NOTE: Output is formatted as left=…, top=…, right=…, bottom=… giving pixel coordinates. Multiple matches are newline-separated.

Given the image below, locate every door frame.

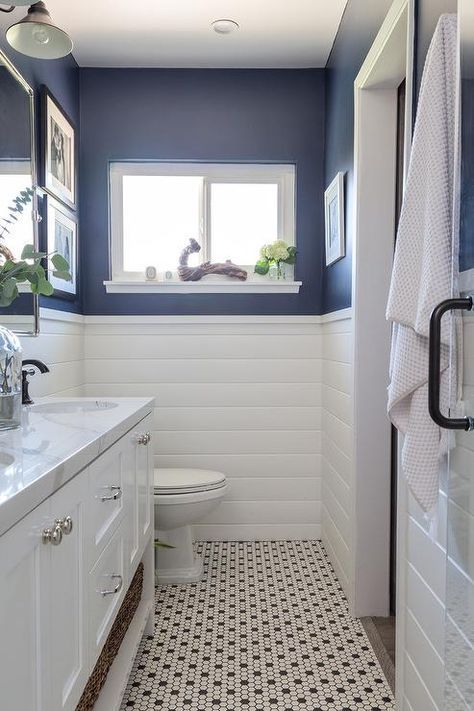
left=350, top=0, right=414, bottom=635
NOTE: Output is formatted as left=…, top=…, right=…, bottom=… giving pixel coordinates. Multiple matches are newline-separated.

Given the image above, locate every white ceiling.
left=41, top=0, right=348, bottom=68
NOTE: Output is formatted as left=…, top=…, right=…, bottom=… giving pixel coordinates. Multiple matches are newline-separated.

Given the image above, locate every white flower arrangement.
left=255, top=239, right=297, bottom=277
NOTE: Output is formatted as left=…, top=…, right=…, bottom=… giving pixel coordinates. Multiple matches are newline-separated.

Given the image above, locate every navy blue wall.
left=0, top=35, right=81, bottom=313
left=322, top=0, right=458, bottom=314
left=322, top=0, right=394, bottom=313
left=79, top=68, right=325, bottom=315
left=0, top=65, right=30, bottom=159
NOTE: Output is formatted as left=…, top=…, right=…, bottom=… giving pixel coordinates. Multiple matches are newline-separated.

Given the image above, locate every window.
left=108, top=162, right=297, bottom=292
left=0, top=161, right=33, bottom=261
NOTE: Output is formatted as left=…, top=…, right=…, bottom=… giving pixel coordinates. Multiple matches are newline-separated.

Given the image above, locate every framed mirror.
left=0, top=49, right=39, bottom=336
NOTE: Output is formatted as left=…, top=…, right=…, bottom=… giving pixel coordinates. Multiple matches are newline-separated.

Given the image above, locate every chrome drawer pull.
left=100, top=574, right=123, bottom=596
left=42, top=524, right=63, bottom=546
left=137, top=432, right=151, bottom=445
left=100, top=486, right=122, bottom=502
left=55, top=516, right=73, bottom=535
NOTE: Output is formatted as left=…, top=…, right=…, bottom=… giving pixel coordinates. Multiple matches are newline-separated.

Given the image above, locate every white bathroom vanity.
left=0, top=397, right=155, bottom=711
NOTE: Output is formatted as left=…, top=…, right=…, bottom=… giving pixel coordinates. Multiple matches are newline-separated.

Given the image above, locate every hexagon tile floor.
left=121, top=541, right=395, bottom=711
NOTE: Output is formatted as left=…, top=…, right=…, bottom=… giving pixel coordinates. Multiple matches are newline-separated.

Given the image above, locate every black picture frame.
left=40, top=86, right=77, bottom=210
left=44, top=193, right=77, bottom=300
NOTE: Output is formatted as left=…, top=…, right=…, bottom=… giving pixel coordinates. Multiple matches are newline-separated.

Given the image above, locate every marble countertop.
left=0, top=397, right=154, bottom=537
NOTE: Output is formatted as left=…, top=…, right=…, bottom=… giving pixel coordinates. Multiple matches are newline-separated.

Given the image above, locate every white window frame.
left=106, top=162, right=301, bottom=294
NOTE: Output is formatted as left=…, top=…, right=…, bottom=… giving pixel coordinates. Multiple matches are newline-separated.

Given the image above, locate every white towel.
left=386, top=14, right=459, bottom=512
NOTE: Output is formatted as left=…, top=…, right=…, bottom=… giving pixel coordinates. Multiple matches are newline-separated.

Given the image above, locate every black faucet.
left=22, top=359, right=50, bottom=405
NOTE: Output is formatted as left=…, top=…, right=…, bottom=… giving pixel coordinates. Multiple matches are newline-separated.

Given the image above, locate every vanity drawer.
left=88, top=438, right=125, bottom=564
left=88, top=522, right=126, bottom=664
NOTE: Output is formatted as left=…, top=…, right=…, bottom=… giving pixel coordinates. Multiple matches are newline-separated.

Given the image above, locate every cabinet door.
left=125, top=414, right=153, bottom=572
left=137, top=414, right=153, bottom=549
left=0, top=499, right=51, bottom=711
left=47, top=471, right=89, bottom=711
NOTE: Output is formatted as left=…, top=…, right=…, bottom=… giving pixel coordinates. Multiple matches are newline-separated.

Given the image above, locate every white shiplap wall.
left=17, top=309, right=85, bottom=399
left=399, top=484, right=447, bottom=711
left=439, top=314, right=474, bottom=710
left=320, top=310, right=353, bottom=600
left=397, top=313, right=474, bottom=709
left=83, top=316, right=322, bottom=541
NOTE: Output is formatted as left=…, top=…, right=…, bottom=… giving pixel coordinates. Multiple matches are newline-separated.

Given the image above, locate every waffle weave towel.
left=386, top=14, right=458, bottom=511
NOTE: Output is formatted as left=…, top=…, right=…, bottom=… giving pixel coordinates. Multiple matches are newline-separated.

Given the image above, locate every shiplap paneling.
left=85, top=358, right=322, bottom=384
left=155, top=453, right=320, bottom=478
left=439, top=317, right=474, bottom=708
left=321, top=314, right=353, bottom=600
left=404, top=653, right=439, bottom=711
left=399, top=314, right=474, bottom=709
left=152, top=406, right=322, bottom=431
left=84, top=320, right=322, bottom=540
left=18, top=313, right=85, bottom=399
left=82, top=382, right=321, bottom=407
left=400, top=487, right=447, bottom=710
left=405, top=610, right=444, bottom=708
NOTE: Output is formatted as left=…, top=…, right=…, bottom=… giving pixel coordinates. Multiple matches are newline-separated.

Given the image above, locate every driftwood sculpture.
left=178, top=239, right=248, bottom=282
left=0, top=245, right=14, bottom=263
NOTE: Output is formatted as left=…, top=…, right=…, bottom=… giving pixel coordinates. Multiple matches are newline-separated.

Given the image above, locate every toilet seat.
left=154, top=468, right=226, bottom=495
left=154, top=468, right=227, bottom=584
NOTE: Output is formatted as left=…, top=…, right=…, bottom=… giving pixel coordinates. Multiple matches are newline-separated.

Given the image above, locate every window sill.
left=104, top=280, right=302, bottom=294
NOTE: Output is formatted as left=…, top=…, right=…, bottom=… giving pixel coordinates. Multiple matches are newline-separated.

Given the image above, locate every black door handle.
left=428, top=297, right=474, bottom=431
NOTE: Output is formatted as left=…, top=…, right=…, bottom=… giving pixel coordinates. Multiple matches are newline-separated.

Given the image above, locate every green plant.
left=154, top=539, right=175, bottom=550
left=255, top=239, right=297, bottom=276
left=0, top=187, right=71, bottom=307
left=0, top=187, right=35, bottom=245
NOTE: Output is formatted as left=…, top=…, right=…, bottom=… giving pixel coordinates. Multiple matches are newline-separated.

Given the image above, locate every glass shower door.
left=444, top=2, right=474, bottom=707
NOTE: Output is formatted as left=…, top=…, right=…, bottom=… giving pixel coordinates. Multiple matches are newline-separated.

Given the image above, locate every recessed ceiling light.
left=212, top=19, right=240, bottom=35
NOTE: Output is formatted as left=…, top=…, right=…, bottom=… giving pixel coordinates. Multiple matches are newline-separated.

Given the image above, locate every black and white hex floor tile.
left=121, top=541, right=395, bottom=711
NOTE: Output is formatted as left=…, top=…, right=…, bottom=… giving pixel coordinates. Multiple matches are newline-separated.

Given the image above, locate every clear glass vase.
left=0, top=325, right=22, bottom=431
left=268, top=261, right=286, bottom=280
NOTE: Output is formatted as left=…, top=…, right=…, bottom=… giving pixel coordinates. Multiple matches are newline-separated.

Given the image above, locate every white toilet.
left=154, top=468, right=227, bottom=584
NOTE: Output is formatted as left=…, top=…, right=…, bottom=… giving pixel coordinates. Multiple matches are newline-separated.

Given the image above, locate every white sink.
left=32, top=400, right=119, bottom=415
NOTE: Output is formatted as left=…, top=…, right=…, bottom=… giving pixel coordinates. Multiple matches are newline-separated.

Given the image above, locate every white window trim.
left=103, top=279, right=302, bottom=294
left=107, top=162, right=299, bottom=294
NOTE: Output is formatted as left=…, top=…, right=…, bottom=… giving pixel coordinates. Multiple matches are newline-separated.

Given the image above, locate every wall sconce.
left=0, top=1, right=73, bottom=59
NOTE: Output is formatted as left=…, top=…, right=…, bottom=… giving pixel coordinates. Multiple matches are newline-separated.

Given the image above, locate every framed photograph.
left=45, top=195, right=77, bottom=299
left=41, top=87, right=76, bottom=209
left=324, top=172, right=345, bottom=266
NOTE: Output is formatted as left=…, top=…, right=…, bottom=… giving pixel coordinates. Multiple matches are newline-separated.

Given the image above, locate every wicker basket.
left=76, top=562, right=144, bottom=711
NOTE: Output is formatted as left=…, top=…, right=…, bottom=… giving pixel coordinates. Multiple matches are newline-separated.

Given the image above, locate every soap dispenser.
left=0, top=326, right=22, bottom=431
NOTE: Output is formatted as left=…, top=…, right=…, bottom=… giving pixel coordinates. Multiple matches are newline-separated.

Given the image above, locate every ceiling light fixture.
left=5, top=2, right=73, bottom=59
left=212, top=19, right=240, bottom=35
